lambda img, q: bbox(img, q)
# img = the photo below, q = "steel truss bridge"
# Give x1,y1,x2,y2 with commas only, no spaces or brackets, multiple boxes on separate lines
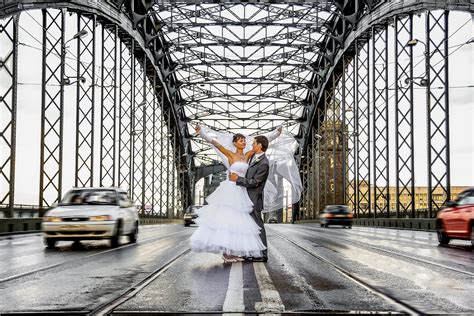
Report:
0,0,472,220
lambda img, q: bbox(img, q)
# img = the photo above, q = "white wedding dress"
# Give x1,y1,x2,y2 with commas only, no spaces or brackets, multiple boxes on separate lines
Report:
190,161,266,257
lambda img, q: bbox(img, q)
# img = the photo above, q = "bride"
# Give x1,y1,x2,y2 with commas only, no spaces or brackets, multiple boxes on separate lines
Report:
189,124,301,263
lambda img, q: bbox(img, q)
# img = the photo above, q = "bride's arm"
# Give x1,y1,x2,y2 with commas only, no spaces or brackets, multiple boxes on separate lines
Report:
244,150,255,161
194,125,233,162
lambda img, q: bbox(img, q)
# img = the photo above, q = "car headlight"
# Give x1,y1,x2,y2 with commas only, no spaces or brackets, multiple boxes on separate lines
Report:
43,216,62,222
89,215,112,221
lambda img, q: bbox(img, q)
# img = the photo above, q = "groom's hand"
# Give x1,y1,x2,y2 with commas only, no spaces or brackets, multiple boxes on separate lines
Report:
229,173,238,182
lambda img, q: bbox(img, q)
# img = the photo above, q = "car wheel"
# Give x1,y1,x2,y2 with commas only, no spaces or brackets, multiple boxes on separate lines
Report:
44,238,56,248
320,223,323,227
110,221,122,248
324,223,329,228
184,223,190,227
128,222,138,244
437,221,450,245
347,225,352,229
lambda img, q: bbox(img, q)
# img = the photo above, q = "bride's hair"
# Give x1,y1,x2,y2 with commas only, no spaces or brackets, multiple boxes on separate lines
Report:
232,133,245,143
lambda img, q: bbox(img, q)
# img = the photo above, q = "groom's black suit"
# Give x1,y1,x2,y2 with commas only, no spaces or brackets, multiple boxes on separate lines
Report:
236,154,270,260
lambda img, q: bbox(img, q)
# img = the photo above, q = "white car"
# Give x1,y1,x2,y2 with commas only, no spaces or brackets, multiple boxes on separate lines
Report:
42,187,139,248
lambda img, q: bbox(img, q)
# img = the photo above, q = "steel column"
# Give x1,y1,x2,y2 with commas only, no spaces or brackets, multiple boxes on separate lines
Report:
75,13,96,187
0,15,19,217
344,56,357,213
426,10,451,217
99,25,117,187
39,9,65,207
333,72,344,206
144,72,154,215
394,14,415,218
355,39,371,216
132,55,145,213
341,56,347,205
372,25,390,218
118,39,133,195
154,87,164,216
317,106,327,213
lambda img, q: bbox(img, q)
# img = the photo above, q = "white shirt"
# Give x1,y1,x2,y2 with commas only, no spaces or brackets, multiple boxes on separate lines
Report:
250,152,264,164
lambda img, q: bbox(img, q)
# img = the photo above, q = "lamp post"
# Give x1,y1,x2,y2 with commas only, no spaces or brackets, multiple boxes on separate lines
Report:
62,30,88,85
406,38,431,217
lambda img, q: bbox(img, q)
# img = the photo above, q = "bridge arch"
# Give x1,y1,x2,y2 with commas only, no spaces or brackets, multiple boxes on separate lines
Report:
0,1,472,223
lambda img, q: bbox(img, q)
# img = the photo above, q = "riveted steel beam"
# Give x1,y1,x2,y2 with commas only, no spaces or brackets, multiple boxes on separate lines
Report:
39,9,65,207
75,13,96,188
0,14,18,217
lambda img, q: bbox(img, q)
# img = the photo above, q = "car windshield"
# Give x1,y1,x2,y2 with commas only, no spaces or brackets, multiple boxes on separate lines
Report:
60,190,118,206
454,190,474,203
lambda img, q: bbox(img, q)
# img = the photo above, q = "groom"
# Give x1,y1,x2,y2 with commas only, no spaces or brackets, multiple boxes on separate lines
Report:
229,135,270,262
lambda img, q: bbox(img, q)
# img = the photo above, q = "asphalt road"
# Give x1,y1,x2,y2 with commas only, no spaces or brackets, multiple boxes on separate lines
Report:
0,223,472,314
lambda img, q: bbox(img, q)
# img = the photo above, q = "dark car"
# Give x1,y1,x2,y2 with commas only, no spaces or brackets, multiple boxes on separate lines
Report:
320,205,353,228
184,205,202,227
268,217,278,224
437,188,474,246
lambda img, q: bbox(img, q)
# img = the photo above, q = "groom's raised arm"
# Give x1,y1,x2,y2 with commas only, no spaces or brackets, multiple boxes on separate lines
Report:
235,164,269,188
259,126,282,143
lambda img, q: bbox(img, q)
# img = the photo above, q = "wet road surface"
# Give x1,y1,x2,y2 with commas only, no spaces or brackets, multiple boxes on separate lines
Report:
0,223,472,314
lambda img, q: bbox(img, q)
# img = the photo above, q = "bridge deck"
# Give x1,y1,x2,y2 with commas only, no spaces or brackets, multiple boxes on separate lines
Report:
0,224,472,314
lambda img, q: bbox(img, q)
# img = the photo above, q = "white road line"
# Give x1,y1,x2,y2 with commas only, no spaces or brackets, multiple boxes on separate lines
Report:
253,262,285,313
222,262,245,313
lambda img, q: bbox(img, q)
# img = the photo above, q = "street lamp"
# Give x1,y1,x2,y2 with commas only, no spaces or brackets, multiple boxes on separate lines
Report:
62,76,86,85
65,29,88,47
405,38,429,87
407,38,434,217
62,30,88,85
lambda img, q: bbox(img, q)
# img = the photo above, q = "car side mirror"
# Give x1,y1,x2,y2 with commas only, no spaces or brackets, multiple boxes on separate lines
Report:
445,201,457,208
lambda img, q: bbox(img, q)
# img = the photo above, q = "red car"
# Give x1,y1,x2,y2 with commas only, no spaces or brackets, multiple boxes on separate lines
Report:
436,188,474,246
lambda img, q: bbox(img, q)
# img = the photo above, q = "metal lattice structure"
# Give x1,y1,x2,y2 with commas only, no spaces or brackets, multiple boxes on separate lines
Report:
394,14,415,219
99,25,118,187
371,24,389,218
0,15,18,218
149,2,337,166
39,9,65,207
75,13,96,188
426,10,451,218
0,1,472,222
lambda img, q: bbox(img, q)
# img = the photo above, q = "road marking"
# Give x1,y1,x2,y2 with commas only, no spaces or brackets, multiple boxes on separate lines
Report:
222,262,245,313
253,262,285,313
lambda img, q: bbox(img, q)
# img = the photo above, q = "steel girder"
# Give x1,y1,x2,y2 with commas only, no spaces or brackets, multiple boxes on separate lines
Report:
39,9,65,207
425,10,451,218
99,24,118,187
371,24,389,219
0,0,471,217
0,1,192,215
145,1,339,167
75,13,96,188
306,1,471,219
394,14,415,219
0,15,18,217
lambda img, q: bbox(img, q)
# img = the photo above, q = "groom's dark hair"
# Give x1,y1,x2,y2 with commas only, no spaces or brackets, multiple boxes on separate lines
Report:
254,135,269,151
233,133,245,143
